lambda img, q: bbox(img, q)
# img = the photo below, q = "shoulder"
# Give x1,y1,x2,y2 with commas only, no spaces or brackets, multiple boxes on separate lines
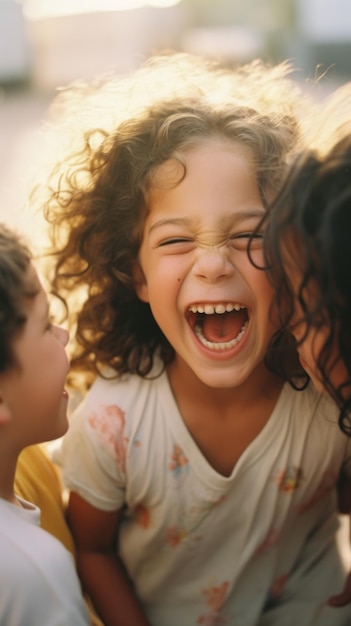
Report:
276,383,346,443
59,368,169,466
280,383,339,423
0,503,89,623
73,366,167,426
14,445,76,555
0,498,71,576
0,501,71,587
281,383,348,452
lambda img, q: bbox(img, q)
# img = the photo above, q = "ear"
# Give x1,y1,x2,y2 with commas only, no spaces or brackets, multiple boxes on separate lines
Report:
133,262,149,303
0,391,12,425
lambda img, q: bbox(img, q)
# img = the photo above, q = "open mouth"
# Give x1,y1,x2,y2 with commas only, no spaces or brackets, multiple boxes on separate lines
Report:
187,303,249,351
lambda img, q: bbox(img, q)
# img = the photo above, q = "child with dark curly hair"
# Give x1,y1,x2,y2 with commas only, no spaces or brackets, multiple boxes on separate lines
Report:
256,85,351,610
39,53,351,625
258,91,351,436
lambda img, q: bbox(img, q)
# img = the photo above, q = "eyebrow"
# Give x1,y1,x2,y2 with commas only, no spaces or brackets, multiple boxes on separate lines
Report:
147,209,266,234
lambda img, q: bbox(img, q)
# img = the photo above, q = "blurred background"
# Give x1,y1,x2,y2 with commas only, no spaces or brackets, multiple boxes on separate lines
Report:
0,0,351,250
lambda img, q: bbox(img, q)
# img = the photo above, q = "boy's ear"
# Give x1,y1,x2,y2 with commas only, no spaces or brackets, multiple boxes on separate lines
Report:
133,262,149,303
0,391,12,425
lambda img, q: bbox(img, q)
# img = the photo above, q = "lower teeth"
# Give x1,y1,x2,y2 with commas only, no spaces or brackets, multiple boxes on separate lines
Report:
194,322,247,350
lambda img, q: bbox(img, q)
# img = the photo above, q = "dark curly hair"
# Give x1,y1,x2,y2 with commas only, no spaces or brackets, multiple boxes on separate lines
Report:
0,224,39,371
37,53,312,386
259,134,351,434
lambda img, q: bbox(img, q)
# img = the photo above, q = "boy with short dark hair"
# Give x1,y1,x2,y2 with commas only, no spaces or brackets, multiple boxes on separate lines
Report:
0,223,90,625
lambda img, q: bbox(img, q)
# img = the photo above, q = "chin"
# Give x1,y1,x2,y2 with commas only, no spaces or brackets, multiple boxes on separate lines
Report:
197,369,247,389
54,413,70,438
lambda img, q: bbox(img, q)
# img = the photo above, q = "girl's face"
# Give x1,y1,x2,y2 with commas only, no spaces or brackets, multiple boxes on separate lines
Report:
0,265,70,448
135,138,277,390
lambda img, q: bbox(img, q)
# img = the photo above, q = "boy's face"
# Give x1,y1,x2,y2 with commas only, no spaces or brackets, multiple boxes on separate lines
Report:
135,139,276,389
0,265,70,447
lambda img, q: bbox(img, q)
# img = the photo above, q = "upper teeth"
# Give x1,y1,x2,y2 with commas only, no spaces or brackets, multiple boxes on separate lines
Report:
189,303,245,314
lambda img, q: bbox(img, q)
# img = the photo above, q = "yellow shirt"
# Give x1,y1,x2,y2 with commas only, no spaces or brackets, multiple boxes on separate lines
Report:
15,444,75,554
15,444,104,626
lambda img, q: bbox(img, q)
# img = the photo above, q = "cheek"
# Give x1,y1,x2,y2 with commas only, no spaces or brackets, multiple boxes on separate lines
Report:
296,328,326,375
247,246,265,271
252,270,274,312
144,256,184,290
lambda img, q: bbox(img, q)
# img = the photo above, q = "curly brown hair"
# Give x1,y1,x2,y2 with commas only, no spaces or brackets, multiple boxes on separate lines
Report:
37,53,312,386
260,134,351,434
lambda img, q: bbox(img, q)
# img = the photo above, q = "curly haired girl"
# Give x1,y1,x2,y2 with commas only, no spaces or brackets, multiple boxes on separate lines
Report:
39,53,351,625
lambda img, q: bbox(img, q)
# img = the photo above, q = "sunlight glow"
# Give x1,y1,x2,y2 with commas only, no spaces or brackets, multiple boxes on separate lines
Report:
23,0,181,20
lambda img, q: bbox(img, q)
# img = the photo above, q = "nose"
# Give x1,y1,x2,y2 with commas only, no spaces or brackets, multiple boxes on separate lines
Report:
193,245,235,282
54,325,69,347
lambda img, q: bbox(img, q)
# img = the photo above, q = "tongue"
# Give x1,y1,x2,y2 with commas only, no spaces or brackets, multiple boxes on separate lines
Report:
202,310,246,343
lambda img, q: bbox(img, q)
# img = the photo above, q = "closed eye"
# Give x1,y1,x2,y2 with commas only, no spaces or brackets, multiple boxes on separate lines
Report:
156,237,195,255
232,232,263,239
158,237,193,246
230,232,263,250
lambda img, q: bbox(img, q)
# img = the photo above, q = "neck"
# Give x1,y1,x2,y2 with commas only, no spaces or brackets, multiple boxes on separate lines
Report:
0,446,19,503
167,356,282,413
166,357,283,477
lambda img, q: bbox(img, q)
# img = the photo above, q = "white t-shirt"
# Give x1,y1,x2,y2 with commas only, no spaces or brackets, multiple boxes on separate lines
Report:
58,370,351,626
0,496,90,626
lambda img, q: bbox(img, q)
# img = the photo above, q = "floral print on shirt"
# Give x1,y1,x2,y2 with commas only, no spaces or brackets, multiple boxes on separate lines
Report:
164,494,226,549
295,469,337,515
197,581,232,625
87,403,129,472
163,445,226,548
135,503,151,529
274,466,304,493
169,444,189,482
